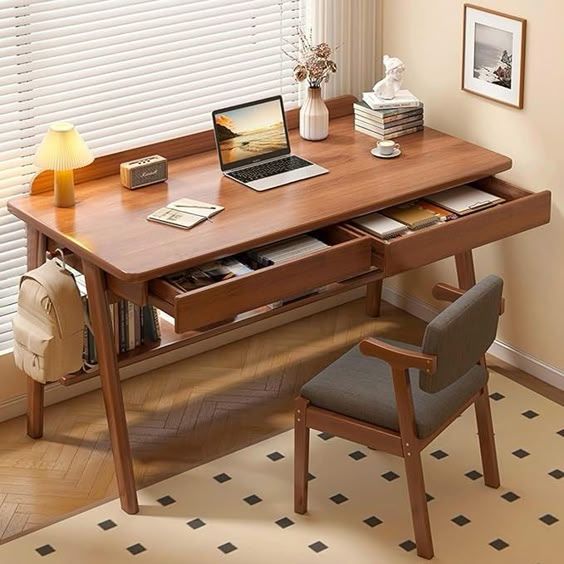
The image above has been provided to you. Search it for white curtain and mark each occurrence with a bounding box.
[0,0,300,353]
[306,0,382,99]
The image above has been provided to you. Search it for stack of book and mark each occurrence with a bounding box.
[246,235,329,268]
[354,89,424,140]
[74,270,161,369]
[165,258,252,292]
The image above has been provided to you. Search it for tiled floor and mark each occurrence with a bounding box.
[0,370,561,563]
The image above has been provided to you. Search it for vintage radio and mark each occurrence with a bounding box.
[120,155,168,189]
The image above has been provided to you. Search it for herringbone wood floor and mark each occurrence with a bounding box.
[0,298,559,542]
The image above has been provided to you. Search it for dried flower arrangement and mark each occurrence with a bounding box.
[284,28,337,88]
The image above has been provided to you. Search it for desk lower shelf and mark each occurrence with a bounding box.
[59,269,382,386]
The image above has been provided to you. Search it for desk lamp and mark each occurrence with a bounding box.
[34,123,94,208]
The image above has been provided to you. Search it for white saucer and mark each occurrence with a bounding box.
[371,147,402,159]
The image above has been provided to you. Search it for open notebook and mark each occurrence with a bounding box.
[147,198,224,229]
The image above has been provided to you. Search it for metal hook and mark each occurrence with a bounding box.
[54,248,68,272]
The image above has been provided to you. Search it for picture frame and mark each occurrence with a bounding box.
[462,4,526,109]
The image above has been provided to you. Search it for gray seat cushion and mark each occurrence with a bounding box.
[300,339,487,439]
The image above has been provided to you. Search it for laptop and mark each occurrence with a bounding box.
[212,95,328,191]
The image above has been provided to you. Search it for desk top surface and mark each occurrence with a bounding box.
[9,116,512,282]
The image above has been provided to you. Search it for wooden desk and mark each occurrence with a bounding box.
[8,96,551,514]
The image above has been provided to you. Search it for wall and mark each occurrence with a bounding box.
[382,0,564,376]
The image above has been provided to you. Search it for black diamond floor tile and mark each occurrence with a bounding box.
[275,517,295,529]
[218,542,237,554]
[309,541,328,553]
[318,432,334,441]
[187,518,206,530]
[381,471,400,482]
[522,410,539,419]
[430,449,449,460]
[36,545,55,557]
[213,473,232,483]
[426,493,434,502]
[489,392,505,401]
[267,451,284,462]
[126,543,146,556]
[512,448,530,459]
[97,519,117,531]
[489,538,509,551]
[363,516,383,528]
[399,540,416,552]
[349,450,367,461]
[465,470,483,480]
[557,428,564,437]
[451,515,471,527]
[501,491,520,502]
[548,469,563,479]
[329,493,349,504]
[307,472,316,481]
[539,514,558,526]
[243,494,262,506]
[156,495,176,506]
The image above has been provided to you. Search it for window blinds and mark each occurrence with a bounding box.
[0,0,301,353]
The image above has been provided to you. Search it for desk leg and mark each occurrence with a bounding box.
[26,227,47,439]
[83,262,139,514]
[366,280,383,317]
[454,250,476,289]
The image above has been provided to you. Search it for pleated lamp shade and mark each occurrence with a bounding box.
[34,122,94,171]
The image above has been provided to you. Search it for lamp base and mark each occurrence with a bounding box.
[54,169,75,208]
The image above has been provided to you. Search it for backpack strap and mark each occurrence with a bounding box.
[21,259,84,338]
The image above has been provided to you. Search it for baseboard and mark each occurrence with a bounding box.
[0,287,366,424]
[382,284,564,391]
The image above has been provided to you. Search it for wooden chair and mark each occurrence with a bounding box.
[294,275,505,559]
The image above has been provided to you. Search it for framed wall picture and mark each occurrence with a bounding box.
[462,4,526,108]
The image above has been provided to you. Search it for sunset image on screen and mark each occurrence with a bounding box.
[214,99,287,165]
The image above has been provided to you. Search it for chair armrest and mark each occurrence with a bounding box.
[432,282,505,315]
[359,338,437,373]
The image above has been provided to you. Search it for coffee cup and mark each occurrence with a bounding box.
[377,140,400,156]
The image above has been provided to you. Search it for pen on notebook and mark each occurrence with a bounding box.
[174,204,218,210]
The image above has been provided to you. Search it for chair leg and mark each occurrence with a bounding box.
[294,397,310,514]
[474,384,500,488]
[404,451,434,559]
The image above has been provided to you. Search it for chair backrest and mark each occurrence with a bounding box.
[419,275,503,393]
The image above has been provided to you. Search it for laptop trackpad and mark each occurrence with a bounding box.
[246,164,328,191]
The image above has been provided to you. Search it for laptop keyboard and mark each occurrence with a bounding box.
[227,156,312,184]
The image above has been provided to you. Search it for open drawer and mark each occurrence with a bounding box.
[148,225,372,332]
[346,176,551,277]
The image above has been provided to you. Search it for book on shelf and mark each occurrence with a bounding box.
[354,123,423,141]
[381,202,440,230]
[68,266,162,369]
[353,101,423,122]
[363,89,422,110]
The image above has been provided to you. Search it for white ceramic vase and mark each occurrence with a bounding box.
[299,87,329,141]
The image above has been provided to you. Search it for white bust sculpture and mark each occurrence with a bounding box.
[372,55,406,100]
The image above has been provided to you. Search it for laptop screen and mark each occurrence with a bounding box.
[212,96,291,171]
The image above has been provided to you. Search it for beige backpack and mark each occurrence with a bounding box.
[13,258,85,383]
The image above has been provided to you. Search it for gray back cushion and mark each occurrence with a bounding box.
[420,275,503,393]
